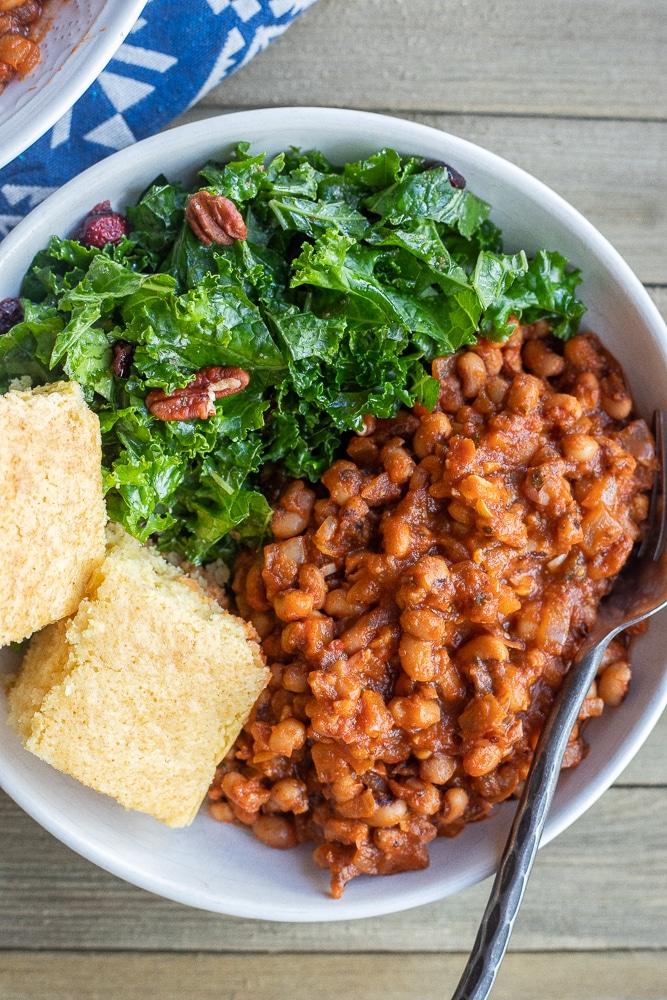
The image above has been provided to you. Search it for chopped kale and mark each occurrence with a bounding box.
[0,143,585,563]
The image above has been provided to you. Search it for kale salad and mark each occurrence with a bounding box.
[0,144,585,565]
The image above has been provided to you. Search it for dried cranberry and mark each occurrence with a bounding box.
[80,201,131,249]
[445,164,466,190]
[112,340,135,378]
[422,159,466,190]
[0,297,24,335]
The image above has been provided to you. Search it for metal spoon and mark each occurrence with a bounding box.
[451,411,667,1000]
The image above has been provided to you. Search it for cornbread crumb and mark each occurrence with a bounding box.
[0,381,106,646]
[7,619,70,744]
[8,375,32,391]
[7,524,269,828]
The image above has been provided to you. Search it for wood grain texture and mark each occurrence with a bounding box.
[1,951,666,1000]
[620,708,667,785]
[169,110,667,285]
[203,0,667,120]
[649,288,667,319]
[1,785,666,952]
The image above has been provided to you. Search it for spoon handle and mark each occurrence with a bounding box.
[450,638,611,1000]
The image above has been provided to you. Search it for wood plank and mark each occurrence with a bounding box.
[1,787,666,951]
[618,709,667,786]
[205,0,667,120]
[168,110,667,285]
[1,951,666,1000]
[648,287,667,322]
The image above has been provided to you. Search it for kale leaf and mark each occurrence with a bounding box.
[0,144,585,564]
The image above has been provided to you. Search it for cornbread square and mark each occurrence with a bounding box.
[0,381,106,646]
[7,525,269,828]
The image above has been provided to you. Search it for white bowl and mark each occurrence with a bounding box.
[1,107,667,922]
[0,0,147,170]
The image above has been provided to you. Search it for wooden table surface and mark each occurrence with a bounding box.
[2,2,667,998]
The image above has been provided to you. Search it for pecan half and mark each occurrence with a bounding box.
[146,366,250,421]
[185,192,248,247]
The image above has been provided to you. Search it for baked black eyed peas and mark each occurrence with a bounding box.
[0,0,47,94]
[210,326,656,897]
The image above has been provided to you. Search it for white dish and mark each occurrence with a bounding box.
[0,0,147,170]
[1,107,667,922]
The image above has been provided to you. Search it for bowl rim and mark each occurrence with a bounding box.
[0,0,148,171]
[1,106,667,921]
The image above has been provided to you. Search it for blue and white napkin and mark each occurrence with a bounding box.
[0,0,318,238]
